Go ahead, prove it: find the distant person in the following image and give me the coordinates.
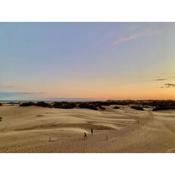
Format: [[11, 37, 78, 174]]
[[91, 128, 94, 135], [84, 132, 87, 140]]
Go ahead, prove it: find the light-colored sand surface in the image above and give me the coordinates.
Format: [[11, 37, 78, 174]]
[[0, 104, 175, 153]]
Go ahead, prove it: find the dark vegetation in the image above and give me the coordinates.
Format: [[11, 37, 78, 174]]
[[0, 103, 2, 106], [18, 100, 175, 111], [98, 105, 106, 110], [130, 105, 144, 111], [152, 101, 175, 111], [78, 102, 106, 110], [78, 102, 98, 110], [113, 106, 120, 109], [0, 116, 2, 122], [53, 102, 76, 109], [35, 101, 52, 108], [19, 102, 35, 107], [7, 102, 19, 105]]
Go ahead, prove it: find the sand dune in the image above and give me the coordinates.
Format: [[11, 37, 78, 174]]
[[0, 104, 175, 152]]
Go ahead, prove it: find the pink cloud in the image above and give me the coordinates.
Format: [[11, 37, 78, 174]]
[[113, 29, 159, 47]]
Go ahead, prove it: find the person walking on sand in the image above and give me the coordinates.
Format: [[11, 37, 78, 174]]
[[91, 128, 94, 135], [84, 132, 87, 140]]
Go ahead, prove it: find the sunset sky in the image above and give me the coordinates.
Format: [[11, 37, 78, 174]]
[[0, 23, 175, 100]]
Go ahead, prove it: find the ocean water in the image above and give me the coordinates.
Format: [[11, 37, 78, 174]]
[[0, 92, 104, 102]]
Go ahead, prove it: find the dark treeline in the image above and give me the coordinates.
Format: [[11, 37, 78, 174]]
[[18, 100, 175, 111]]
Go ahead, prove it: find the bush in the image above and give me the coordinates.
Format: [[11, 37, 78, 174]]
[[130, 105, 144, 111], [7, 102, 19, 105], [35, 101, 52, 108], [0, 103, 2, 106], [98, 105, 106, 110], [113, 106, 119, 109], [153, 105, 175, 111], [0, 116, 2, 121], [53, 102, 76, 109], [78, 103, 98, 110], [20, 102, 35, 107]]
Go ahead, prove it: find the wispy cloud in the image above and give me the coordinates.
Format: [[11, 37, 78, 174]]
[[163, 83, 175, 88], [113, 29, 160, 47], [154, 75, 175, 88], [113, 32, 144, 46], [154, 78, 167, 81]]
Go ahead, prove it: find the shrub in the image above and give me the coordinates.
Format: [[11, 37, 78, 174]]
[[20, 102, 35, 107], [113, 106, 119, 109], [0, 103, 2, 106], [53, 102, 76, 109], [7, 102, 19, 105], [35, 101, 52, 108], [98, 105, 106, 110], [130, 105, 144, 111], [78, 103, 98, 110], [153, 105, 175, 111]]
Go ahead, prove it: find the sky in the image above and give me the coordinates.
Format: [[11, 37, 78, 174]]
[[0, 22, 175, 100]]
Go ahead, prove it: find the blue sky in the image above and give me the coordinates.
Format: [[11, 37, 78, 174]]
[[0, 23, 175, 100]]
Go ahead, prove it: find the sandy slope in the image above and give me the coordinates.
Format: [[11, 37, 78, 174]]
[[0, 104, 175, 153]]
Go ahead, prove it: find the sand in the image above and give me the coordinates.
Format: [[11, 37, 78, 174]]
[[0, 104, 175, 153]]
